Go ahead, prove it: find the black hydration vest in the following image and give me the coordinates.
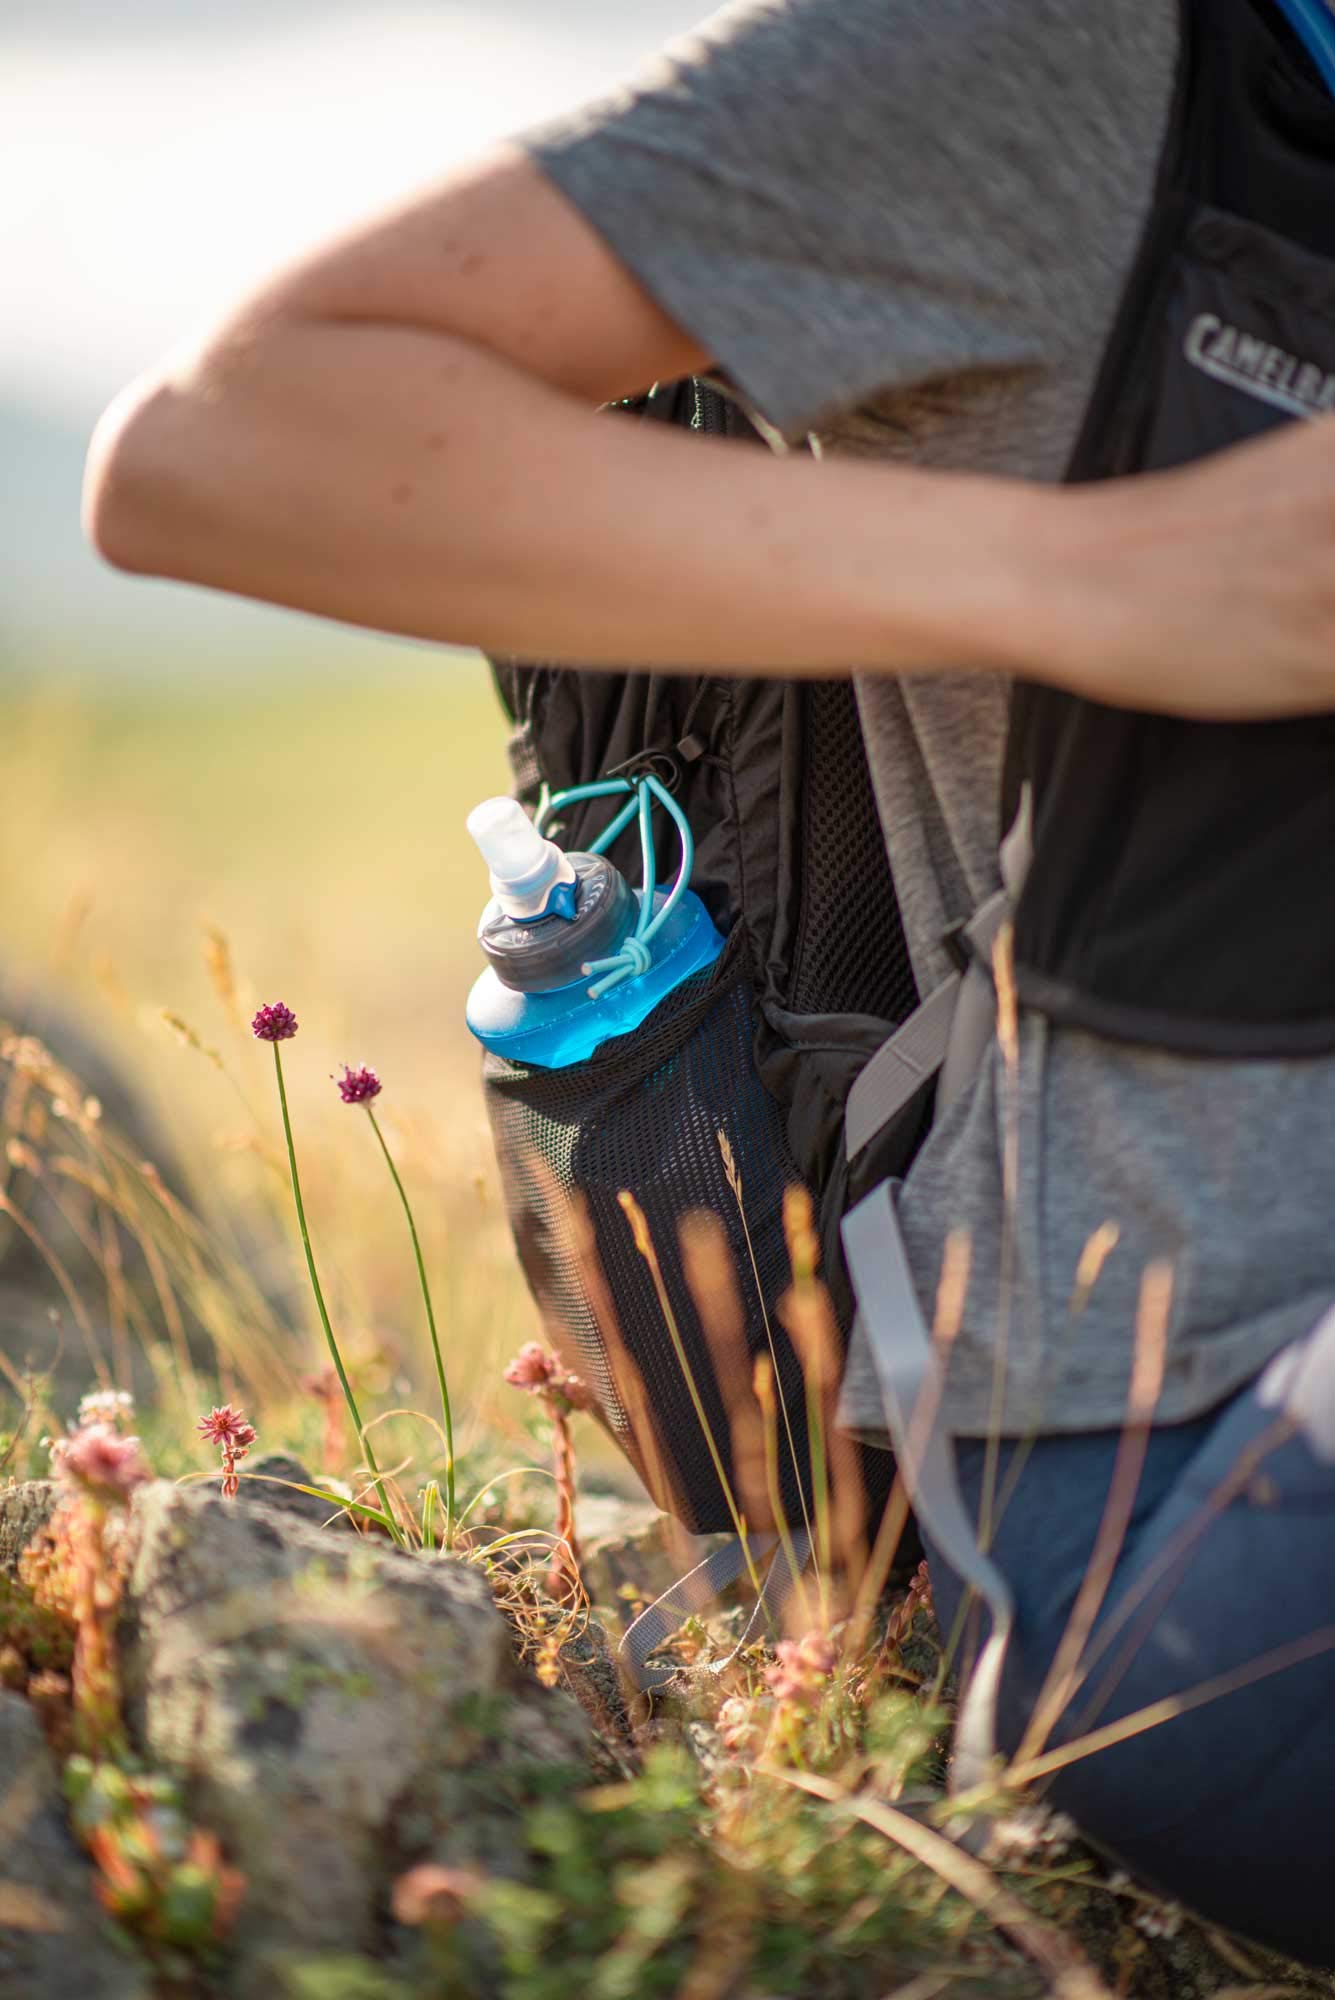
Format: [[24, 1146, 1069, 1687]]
[[482, 0, 1335, 1536], [1007, 0, 1335, 1058], [488, 389, 921, 1535]]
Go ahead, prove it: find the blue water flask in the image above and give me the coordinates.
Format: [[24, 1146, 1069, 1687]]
[[464, 788, 725, 1069]]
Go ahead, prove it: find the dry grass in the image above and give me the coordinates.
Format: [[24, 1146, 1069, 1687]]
[[0, 656, 564, 1460], [2, 659, 1333, 2000]]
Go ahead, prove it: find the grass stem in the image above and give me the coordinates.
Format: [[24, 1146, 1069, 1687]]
[[270, 1044, 401, 1544], [366, 1106, 456, 1542], [619, 1190, 766, 1605]]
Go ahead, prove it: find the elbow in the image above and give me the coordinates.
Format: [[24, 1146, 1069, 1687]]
[[83, 377, 184, 575]]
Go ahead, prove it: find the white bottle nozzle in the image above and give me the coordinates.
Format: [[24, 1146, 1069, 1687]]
[[467, 797, 576, 919]]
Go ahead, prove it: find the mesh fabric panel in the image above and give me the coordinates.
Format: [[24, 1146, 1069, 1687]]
[[790, 681, 918, 1025], [484, 933, 815, 1533]]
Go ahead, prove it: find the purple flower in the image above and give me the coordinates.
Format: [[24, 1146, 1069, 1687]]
[[336, 1065, 382, 1105], [252, 1002, 298, 1042]]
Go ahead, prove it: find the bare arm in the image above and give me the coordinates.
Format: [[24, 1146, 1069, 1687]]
[[84, 147, 1335, 716]]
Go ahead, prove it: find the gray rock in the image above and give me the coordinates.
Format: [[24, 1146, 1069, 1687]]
[[118, 1482, 590, 1969], [0, 1693, 150, 2000], [577, 1498, 732, 1617], [0, 1481, 57, 1580], [233, 1452, 357, 1532], [557, 1616, 635, 1753]]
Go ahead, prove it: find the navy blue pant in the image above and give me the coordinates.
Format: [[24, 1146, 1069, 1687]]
[[923, 1322, 1335, 1966]]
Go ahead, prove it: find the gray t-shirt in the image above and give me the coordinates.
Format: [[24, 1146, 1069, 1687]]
[[523, 0, 1335, 1436]]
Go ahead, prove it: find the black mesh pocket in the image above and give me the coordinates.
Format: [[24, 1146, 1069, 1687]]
[[482, 927, 816, 1534]]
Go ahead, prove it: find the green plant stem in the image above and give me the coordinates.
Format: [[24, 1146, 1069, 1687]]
[[366, 1106, 456, 1542], [270, 1045, 401, 1543]]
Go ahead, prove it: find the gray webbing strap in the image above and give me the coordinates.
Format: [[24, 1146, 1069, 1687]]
[[938, 887, 1010, 1116], [845, 974, 961, 1162], [619, 1527, 814, 1690], [842, 1181, 1014, 1792], [845, 887, 1010, 1165]]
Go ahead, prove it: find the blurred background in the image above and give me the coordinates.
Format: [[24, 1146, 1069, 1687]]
[[1, 0, 699, 1479]]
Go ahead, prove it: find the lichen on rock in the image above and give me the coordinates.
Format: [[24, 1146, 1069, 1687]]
[[1, 1475, 592, 1987]]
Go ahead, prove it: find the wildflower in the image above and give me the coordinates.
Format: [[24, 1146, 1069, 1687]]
[[503, 1343, 594, 1598], [251, 1001, 298, 1042], [254, 1000, 400, 1543], [335, 1064, 382, 1105], [196, 1405, 257, 1453], [340, 1059, 456, 1539], [503, 1342, 595, 1413], [764, 1630, 838, 1706], [504, 1342, 557, 1391], [196, 1405, 258, 1500], [392, 1862, 484, 1929], [53, 1424, 150, 1504], [77, 1390, 135, 1432]]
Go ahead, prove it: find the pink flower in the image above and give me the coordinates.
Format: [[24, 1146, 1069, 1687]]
[[503, 1343, 595, 1414], [77, 1390, 135, 1431], [335, 1065, 382, 1105], [504, 1342, 557, 1391], [251, 1002, 298, 1042], [196, 1406, 258, 1453], [764, 1631, 838, 1706], [53, 1423, 150, 1503], [196, 1405, 258, 1500]]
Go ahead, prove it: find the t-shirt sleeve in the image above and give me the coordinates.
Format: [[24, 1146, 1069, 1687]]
[[519, 0, 1150, 439]]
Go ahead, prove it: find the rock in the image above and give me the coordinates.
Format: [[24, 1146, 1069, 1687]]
[[578, 1498, 732, 1618], [557, 1617, 636, 1753], [117, 1482, 590, 1972], [0, 1481, 57, 1579], [233, 1453, 356, 1532], [0, 1693, 150, 2000], [574, 1493, 663, 1546]]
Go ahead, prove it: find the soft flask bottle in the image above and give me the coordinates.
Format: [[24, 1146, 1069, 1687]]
[[464, 791, 724, 1069]]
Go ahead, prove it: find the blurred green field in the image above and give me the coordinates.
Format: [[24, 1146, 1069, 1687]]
[[0, 647, 592, 1486]]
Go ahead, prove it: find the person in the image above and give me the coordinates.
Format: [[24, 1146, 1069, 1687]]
[[84, 0, 1335, 1963]]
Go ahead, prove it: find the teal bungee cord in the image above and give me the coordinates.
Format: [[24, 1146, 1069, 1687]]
[[538, 773, 696, 998]]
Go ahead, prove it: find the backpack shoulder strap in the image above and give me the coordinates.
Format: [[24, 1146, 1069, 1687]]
[[838, 793, 1034, 1788]]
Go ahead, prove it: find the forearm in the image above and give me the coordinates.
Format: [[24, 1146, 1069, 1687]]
[[85, 316, 1051, 677]]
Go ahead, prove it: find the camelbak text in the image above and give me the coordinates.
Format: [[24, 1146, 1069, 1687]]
[[1184, 313, 1335, 420]]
